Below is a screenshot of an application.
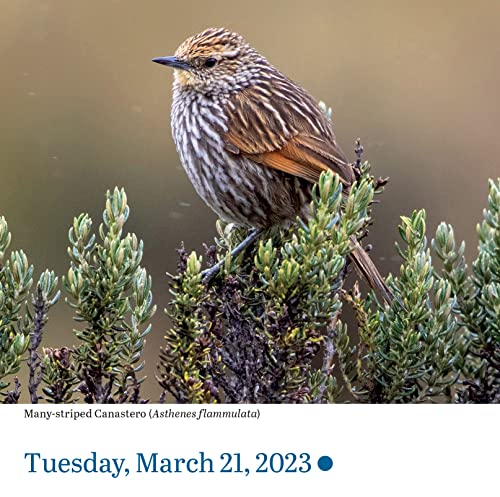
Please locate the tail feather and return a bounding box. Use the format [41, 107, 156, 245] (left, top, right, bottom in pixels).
[348, 237, 393, 304]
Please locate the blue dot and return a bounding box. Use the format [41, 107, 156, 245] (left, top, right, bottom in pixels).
[317, 456, 333, 471]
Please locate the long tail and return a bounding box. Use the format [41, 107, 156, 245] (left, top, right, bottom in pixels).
[348, 237, 393, 304]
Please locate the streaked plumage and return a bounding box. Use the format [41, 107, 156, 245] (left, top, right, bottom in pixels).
[154, 28, 391, 302]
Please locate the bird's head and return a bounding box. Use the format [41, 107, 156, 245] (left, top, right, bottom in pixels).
[153, 28, 263, 95]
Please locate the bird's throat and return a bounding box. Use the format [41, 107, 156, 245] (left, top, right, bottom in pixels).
[173, 69, 195, 88]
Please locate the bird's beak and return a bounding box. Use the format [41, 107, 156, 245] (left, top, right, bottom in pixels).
[152, 56, 190, 71]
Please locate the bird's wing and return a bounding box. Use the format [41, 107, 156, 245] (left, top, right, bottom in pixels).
[222, 85, 355, 186]
[223, 85, 393, 304]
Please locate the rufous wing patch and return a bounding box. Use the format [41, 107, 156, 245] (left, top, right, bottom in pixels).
[222, 86, 355, 186]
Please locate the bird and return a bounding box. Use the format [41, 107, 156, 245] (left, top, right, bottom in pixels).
[153, 27, 392, 303]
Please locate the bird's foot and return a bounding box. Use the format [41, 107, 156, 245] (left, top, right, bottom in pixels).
[201, 228, 262, 284]
[201, 260, 224, 284]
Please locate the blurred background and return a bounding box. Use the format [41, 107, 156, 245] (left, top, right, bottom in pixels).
[1, 0, 499, 401]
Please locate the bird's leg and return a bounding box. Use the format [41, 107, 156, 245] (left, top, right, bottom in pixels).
[201, 228, 262, 283]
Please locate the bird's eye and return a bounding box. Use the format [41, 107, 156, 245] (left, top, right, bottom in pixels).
[204, 57, 217, 68]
